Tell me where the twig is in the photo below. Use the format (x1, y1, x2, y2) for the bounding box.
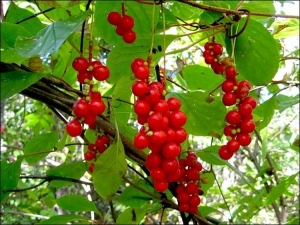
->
(16, 7, 55, 24)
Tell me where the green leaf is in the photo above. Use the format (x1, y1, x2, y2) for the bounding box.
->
(117, 180, 153, 208)
(225, 18, 280, 85)
(286, 218, 299, 225)
(15, 10, 90, 58)
(264, 172, 298, 206)
(169, 2, 202, 21)
(276, 94, 299, 113)
(239, 1, 275, 20)
(38, 214, 89, 224)
(57, 194, 100, 215)
(182, 65, 224, 91)
(23, 131, 60, 165)
(116, 207, 145, 225)
(167, 92, 226, 137)
(5, 2, 44, 35)
(0, 71, 46, 101)
(198, 206, 221, 217)
(273, 19, 299, 39)
(1, 22, 32, 48)
(1, 158, 23, 202)
(200, 171, 215, 196)
(93, 136, 127, 200)
(254, 96, 278, 131)
(46, 161, 87, 188)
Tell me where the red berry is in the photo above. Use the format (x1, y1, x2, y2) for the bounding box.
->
(236, 133, 252, 146)
(77, 71, 93, 84)
(89, 91, 102, 100)
(218, 145, 233, 160)
(167, 97, 181, 111)
(134, 100, 151, 116)
(148, 130, 167, 146)
(238, 103, 253, 118)
(131, 58, 146, 72)
(84, 151, 96, 161)
(147, 112, 163, 130)
(204, 55, 215, 65)
(90, 60, 102, 70)
(240, 96, 257, 109)
(222, 92, 237, 106)
(144, 88, 161, 104)
(225, 66, 237, 80)
(186, 182, 199, 195)
(169, 110, 187, 128)
(123, 30, 136, 43)
(133, 65, 150, 80)
(92, 65, 110, 81)
(186, 168, 199, 182)
(174, 128, 187, 143)
(88, 163, 94, 173)
(107, 11, 122, 25)
(72, 57, 89, 72)
(66, 119, 82, 137)
(204, 42, 214, 51)
(223, 124, 237, 138)
(149, 82, 164, 96)
(153, 100, 170, 116)
(162, 142, 181, 159)
(211, 62, 225, 75)
(88, 99, 105, 115)
(162, 158, 179, 173)
(150, 168, 166, 181)
(193, 161, 203, 171)
(88, 144, 97, 152)
(83, 113, 97, 125)
(115, 25, 124, 36)
(133, 132, 149, 150)
(132, 80, 149, 97)
(179, 203, 189, 212)
(235, 82, 250, 99)
(240, 119, 256, 133)
(227, 139, 240, 153)
(154, 180, 168, 192)
(166, 168, 181, 182)
(73, 98, 89, 118)
(226, 110, 241, 125)
(212, 43, 223, 56)
(146, 153, 163, 170)
(165, 127, 176, 142)
(177, 192, 190, 203)
(222, 80, 237, 93)
(119, 15, 134, 32)
(189, 194, 201, 207)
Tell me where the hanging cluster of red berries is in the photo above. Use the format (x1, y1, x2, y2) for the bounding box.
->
(203, 40, 257, 160)
(130, 58, 188, 193)
(84, 134, 110, 173)
(176, 152, 204, 214)
(107, 10, 136, 44)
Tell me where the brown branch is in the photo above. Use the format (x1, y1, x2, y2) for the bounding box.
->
(177, 0, 300, 19)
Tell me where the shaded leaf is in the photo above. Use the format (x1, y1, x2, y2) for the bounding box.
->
(198, 206, 221, 217)
(276, 94, 299, 113)
(57, 195, 100, 215)
(116, 207, 145, 225)
(15, 10, 90, 58)
(38, 214, 89, 224)
(93, 137, 127, 200)
(225, 18, 280, 85)
(23, 131, 60, 165)
(200, 171, 215, 196)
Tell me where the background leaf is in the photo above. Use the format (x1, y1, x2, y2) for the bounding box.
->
(38, 214, 89, 224)
(93, 137, 127, 200)
(116, 207, 145, 225)
(23, 131, 59, 165)
(225, 18, 280, 85)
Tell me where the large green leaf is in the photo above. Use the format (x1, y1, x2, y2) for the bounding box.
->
(38, 214, 89, 224)
(93, 136, 127, 200)
(264, 172, 298, 206)
(1, 158, 23, 202)
(116, 207, 145, 225)
(167, 91, 226, 137)
(5, 2, 44, 35)
(225, 18, 280, 85)
(276, 94, 299, 113)
(273, 19, 299, 39)
(46, 161, 87, 188)
(169, 2, 202, 21)
(117, 179, 153, 208)
(56, 194, 100, 215)
(23, 131, 60, 165)
(182, 65, 224, 91)
(239, 1, 275, 21)
(15, 10, 90, 58)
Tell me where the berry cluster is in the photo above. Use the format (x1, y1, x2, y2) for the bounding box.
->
(84, 134, 110, 173)
(107, 11, 136, 44)
(66, 56, 109, 138)
(176, 152, 203, 214)
(131, 58, 188, 192)
(202, 40, 257, 160)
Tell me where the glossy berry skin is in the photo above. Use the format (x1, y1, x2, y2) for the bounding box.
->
(123, 30, 136, 43)
(77, 71, 93, 84)
(167, 97, 181, 111)
(66, 119, 82, 137)
(236, 133, 252, 146)
(88, 99, 105, 115)
(227, 139, 240, 153)
(169, 110, 187, 128)
(222, 80, 237, 93)
(134, 100, 151, 116)
(131, 58, 145, 72)
(92, 66, 110, 81)
(72, 57, 89, 72)
(154, 180, 168, 192)
(174, 128, 187, 143)
(223, 124, 237, 138)
(133, 65, 150, 80)
(134, 132, 149, 150)
(145, 153, 162, 170)
(107, 11, 122, 25)
(218, 145, 233, 160)
(162, 142, 181, 159)
(132, 81, 149, 97)
(238, 103, 253, 118)
(186, 182, 199, 195)
(225, 66, 237, 80)
(119, 15, 134, 32)
(88, 164, 94, 173)
(149, 130, 167, 146)
(186, 168, 199, 182)
(162, 158, 179, 173)
(84, 151, 96, 161)
(240, 119, 256, 133)
(241, 96, 257, 109)
(150, 168, 166, 181)
(222, 92, 237, 106)
(73, 99, 89, 118)
(147, 112, 163, 130)
(212, 43, 223, 56)
(226, 110, 241, 125)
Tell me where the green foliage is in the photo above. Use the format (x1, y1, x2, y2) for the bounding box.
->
(38, 214, 90, 224)
(116, 207, 145, 224)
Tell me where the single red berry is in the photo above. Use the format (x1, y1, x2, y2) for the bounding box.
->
(218, 145, 233, 160)
(123, 30, 136, 43)
(145, 153, 163, 170)
(189, 194, 201, 207)
(167, 97, 181, 111)
(150, 168, 166, 181)
(73, 98, 89, 118)
(162, 158, 179, 173)
(132, 80, 149, 97)
(89, 91, 102, 100)
(193, 161, 203, 172)
(88, 99, 105, 115)
(165, 127, 176, 142)
(133, 132, 149, 150)
(236, 133, 252, 146)
(222, 80, 237, 93)
(144, 88, 161, 104)
(225, 66, 237, 80)
(148, 142, 162, 153)
(147, 112, 163, 130)
(174, 128, 187, 143)
(153, 100, 170, 116)
(188, 205, 199, 214)
(235, 82, 250, 99)
(154, 180, 168, 192)
(177, 192, 190, 203)
(131, 58, 146, 72)
(186, 182, 199, 195)
(240, 119, 256, 133)
(134, 100, 151, 116)
(72, 57, 89, 72)
(186, 168, 199, 182)
(88, 163, 94, 173)
(77, 71, 93, 84)
(115, 25, 124, 36)
(227, 139, 240, 153)
(204, 55, 215, 65)
(107, 11, 122, 25)
(162, 142, 181, 159)
(240, 96, 257, 109)
(179, 203, 189, 212)
(137, 115, 148, 125)
(92, 65, 110, 81)
(83, 113, 97, 126)
(66, 119, 82, 137)
(169, 110, 187, 128)
(204, 42, 214, 51)
(89, 60, 102, 70)
(88, 144, 97, 152)
(149, 82, 164, 96)
(212, 43, 223, 56)
(166, 168, 181, 182)
(119, 15, 134, 32)
(222, 92, 237, 106)
(148, 130, 167, 146)
(226, 110, 241, 125)
(211, 62, 225, 75)
(238, 103, 253, 118)
(133, 65, 150, 80)
(176, 185, 185, 194)
(84, 151, 96, 161)
(223, 124, 237, 138)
